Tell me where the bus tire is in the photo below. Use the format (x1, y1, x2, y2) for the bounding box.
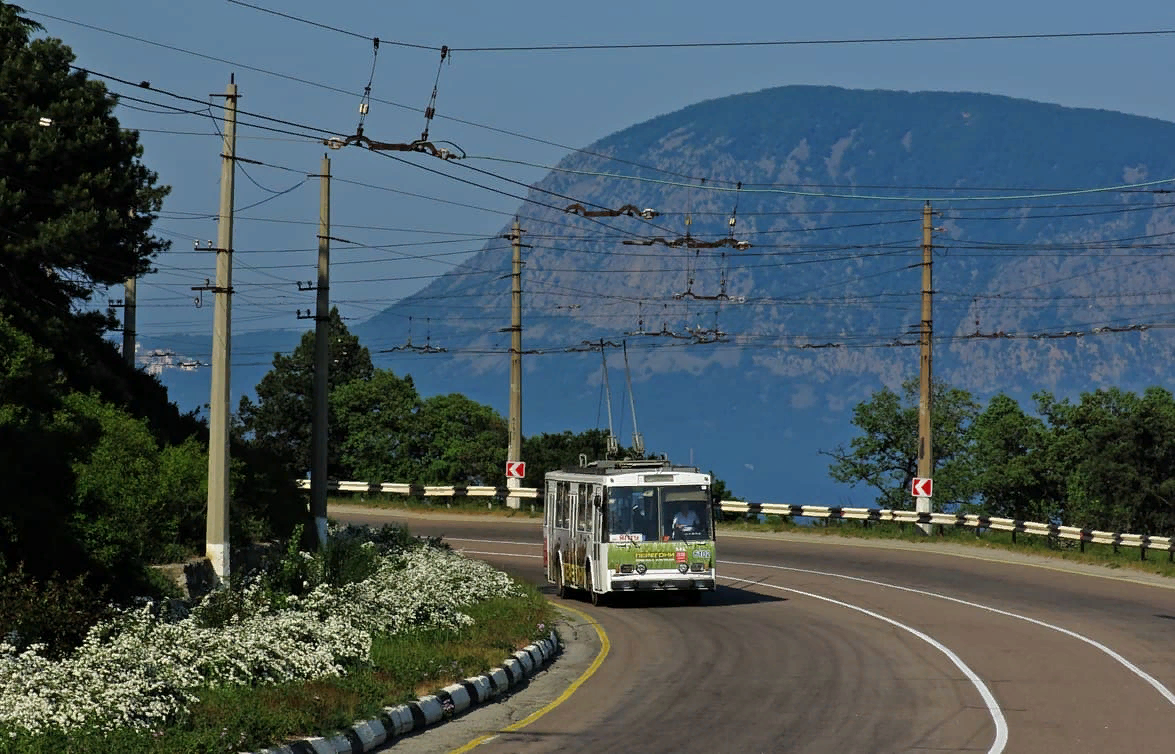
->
(588, 565, 607, 606)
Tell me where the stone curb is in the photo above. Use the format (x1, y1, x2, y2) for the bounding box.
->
(243, 629, 561, 754)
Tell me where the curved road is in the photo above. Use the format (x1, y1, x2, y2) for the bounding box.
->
(335, 507, 1175, 754)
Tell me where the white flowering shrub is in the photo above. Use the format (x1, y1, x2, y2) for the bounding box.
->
(0, 526, 523, 737)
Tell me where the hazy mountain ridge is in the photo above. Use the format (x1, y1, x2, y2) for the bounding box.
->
(362, 85, 1175, 404)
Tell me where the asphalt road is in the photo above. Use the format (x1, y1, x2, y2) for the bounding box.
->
(334, 506, 1175, 754)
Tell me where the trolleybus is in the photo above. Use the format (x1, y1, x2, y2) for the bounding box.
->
(543, 458, 716, 605)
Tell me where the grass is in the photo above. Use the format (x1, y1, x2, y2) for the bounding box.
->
(718, 516, 1175, 579)
(329, 494, 544, 519)
(2, 584, 555, 754)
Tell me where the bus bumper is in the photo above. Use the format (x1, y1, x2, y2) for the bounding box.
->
(609, 577, 715, 592)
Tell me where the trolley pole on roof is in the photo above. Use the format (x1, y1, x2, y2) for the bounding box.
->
(507, 219, 524, 509)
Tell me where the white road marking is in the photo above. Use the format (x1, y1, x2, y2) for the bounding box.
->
(459, 549, 541, 559)
(721, 574, 1009, 754)
(722, 558, 1175, 707)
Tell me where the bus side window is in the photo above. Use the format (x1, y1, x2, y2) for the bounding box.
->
(545, 482, 555, 526)
(576, 483, 589, 531)
(556, 481, 569, 529)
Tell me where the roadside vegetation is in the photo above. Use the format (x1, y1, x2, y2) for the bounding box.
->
(0, 522, 554, 753)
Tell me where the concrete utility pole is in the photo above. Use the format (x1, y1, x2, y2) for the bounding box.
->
(205, 76, 238, 581)
(507, 219, 524, 509)
(916, 201, 934, 535)
(122, 276, 136, 366)
(310, 155, 331, 548)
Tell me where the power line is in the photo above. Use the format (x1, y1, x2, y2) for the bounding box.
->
(221, 3, 1175, 52)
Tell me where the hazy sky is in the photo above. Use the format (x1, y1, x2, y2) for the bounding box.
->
(25, 0, 1175, 348)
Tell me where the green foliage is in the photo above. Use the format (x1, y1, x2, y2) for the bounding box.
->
(238, 308, 373, 480)
(154, 438, 209, 559)
(824, 378, 980, 510)
(0, 3, 168, 374)
(410, 393, 508, 485)
(709, 473, 741, 502)
(0, 317, 88, 577)
(0, 566, 112, 658)
(520, 428, 640, 484)
(830, 382, 1175, 537)
(970, 394, 1061, 523)
(1037, 387, 1175, 534)
(65, 391, 165, 572)
(332, 368, 421, 483)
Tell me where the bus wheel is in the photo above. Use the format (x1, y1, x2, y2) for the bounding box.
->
(555, 557, 568, 599)
(587, 564, 605, 607)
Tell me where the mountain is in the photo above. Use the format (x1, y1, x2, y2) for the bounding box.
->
(156, 85, 1175, 504)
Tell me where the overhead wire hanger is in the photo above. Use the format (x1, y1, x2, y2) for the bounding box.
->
(326, 40, 464, 159)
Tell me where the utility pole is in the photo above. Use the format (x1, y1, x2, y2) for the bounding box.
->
(916, 201, 934, 535)
(122, 276, 136, 366)
(205, 76, 238, 582)
(506, 219, 524, 509)
(310, 155, 331, 548)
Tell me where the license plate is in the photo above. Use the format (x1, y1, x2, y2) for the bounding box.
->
(693, 549, 710, 560)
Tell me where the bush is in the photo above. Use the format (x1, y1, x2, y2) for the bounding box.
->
(0, 567, 112, 658)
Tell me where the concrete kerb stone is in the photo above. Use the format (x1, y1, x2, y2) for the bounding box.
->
(245, 629, 561, 754)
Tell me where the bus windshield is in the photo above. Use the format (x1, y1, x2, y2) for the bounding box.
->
(607, 485, 711, 542)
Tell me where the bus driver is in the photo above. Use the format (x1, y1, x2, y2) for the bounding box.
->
(671, 501, 700, 536)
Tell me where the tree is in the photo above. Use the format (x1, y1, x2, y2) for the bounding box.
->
(1038, 387, 1175, 534)
(237, 308, 373, 478)
(523, 428, 619, 484)
(332, 368, 422, 483)
(970, 393, 1061, 523)
(410, 394, 508, 485)
(709, 474, 741, 503)
(0, 316, 87, 577)
(824, 378, 979, 510)
(0, 4, 168, 363)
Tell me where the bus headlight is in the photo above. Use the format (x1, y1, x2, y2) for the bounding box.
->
(677, 563, 689, 574)
(635, 563, 647, 575)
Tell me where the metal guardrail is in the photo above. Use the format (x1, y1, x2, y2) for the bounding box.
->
(299, 479, 539, 499)
(718, 501, 1175, 555)
(309, 479, 1172, 557)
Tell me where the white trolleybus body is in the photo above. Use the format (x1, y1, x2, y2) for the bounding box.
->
(543, 459, 716, 605)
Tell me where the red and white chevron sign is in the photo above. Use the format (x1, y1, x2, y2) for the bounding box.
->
(911, 477, 933, 497)
(506, 461, 526, 479)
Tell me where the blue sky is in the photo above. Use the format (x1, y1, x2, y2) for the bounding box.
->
(25, 0, 1175, 350)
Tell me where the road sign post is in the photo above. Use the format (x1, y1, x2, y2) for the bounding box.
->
(506, 461, 526, 510)
(912, 477, 933, 534)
